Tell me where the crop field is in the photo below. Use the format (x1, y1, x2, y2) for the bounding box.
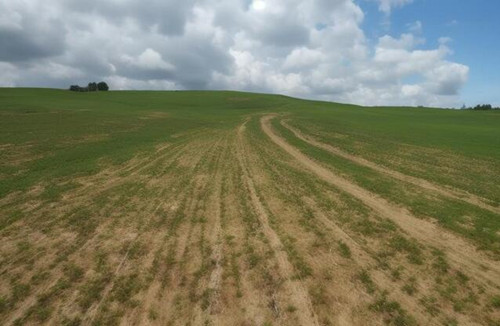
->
(0, 88, 499, 325)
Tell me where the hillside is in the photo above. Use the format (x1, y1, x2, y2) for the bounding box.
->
(0, 88, 499, 325)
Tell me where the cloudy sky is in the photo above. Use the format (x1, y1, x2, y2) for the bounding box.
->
(1, 0, 499, 107)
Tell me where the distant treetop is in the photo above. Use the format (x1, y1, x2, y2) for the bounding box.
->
(461, 103, 499, 110)
(69, 81, 109, 92)
(97, 82, 109, 91)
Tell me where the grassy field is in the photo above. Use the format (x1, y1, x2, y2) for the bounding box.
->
(0, 88, 499, 325)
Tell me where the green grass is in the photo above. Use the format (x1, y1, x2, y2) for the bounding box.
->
(286, 105, 500, 204)
(1, 88, 499, 325)
(2, 88, 497, 254)
(2, 88, 497, 203)
(0, 88, 289, 198)
(271, 117, 500, 256)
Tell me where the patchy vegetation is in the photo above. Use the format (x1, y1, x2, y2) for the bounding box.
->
(0, 89, 499, 325)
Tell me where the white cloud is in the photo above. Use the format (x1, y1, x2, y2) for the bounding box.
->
(127, 49, 174, 71)
(407, 20, 422, 34)
(377, 0, 413, 15)
(0, 0, 469, 107)
(283, 47, 325, 70)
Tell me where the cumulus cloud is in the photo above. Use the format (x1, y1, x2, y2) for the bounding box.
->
(0, 0, 469, 106)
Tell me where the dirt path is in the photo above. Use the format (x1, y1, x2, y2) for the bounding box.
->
(237, 122, 320, 326)
(281, 119, 500, 215)
(262, 115, 500, 289)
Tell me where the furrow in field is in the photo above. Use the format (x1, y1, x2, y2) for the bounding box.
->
(248, 128, 451, 325)
(1, 131, 218, 325)
(114, 135, 220, 325)
(184, 136, 229, 325)
(82, 201, 164, 326)
(59, 136, 215, 324)
(202, 138, 229, 324)
(122, 137, 223, 325)
(154, 136, 226, 325)
(237, 121, 320, 326)
(98, 136, 225, 325)
(281, 119, 500, 215)
(262, 115, 500, 289)
(217, 137, 273, 325)
(0, 137, 205, 279)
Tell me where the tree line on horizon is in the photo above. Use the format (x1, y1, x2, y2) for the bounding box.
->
(69, 82, 109, 92)
(462, 104, 500, 110)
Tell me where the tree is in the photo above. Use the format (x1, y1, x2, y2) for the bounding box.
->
(88, 82, 98, 92)
(69, 81, 109, 92)
(473, 104, 493, 110)
(97, 81, 109, 91)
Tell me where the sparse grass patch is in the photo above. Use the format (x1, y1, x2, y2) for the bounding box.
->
(78, 274, 111, 310)
(281, 235, 312, 278)
(111, 273, 142, 304)
(64, 262, 84, 282)
(62, 316, 82, 326)
(0, 296, 7, 313)
(442, 317, 458, 326)
(391, 266, 402, 281)
(338, 241, 352, 258)
(93, 304, 124, 326)
(11, 282, 31, 304)
(419, 295, 441, 316)
(358, 270, 376, 294)
(309, 284, 328, 305)
(0, 209, 24, 231)
(148, 308, 158, 320)
(401, 277, 417, 296)
(389, 235, 423, 265)
(41, 181, 78, 202)
(370, 292, 416, 326)
(490, 295, 500, 309)
(431, 249, 449, 273)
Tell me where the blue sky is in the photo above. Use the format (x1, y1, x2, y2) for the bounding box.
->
(359, 0, 500, 107)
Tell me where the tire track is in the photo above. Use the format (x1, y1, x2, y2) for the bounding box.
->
(249, 136, 446, 325)
(237, 121, 320, 326)
(281, 119, 500, 215)
(204, 138, 228, 321)
(262, 115, 500, 289)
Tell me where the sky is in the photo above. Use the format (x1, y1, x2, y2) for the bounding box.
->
(0, 0, 499, 107)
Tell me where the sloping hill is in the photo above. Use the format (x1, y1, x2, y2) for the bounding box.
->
(1, 89, 499, 325)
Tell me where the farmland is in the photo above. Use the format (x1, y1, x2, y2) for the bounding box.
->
(0, 88, 499, 325)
